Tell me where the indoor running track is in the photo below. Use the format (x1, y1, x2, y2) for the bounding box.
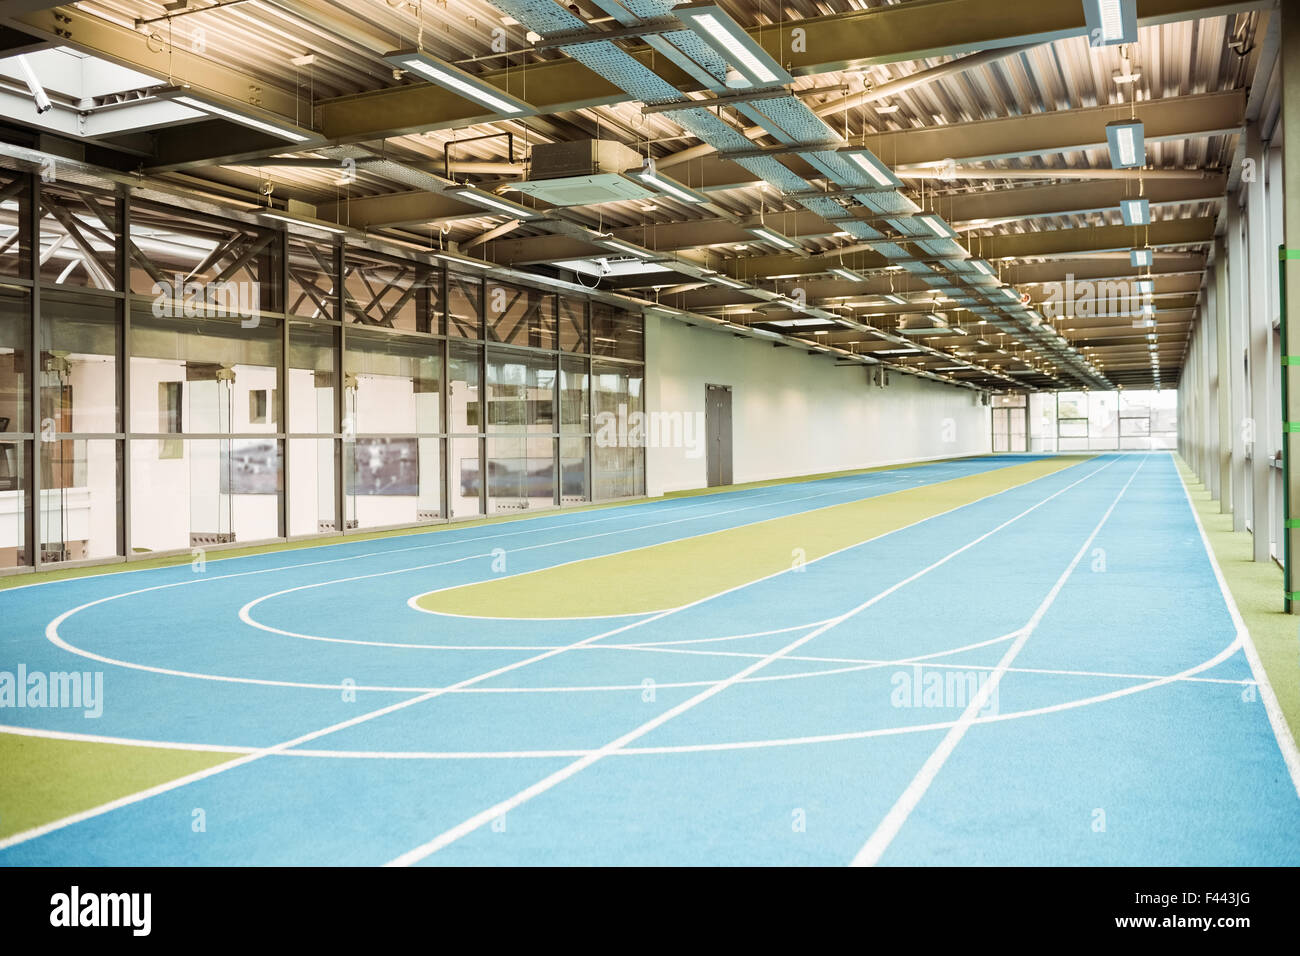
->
(1, 452, 1298, 866)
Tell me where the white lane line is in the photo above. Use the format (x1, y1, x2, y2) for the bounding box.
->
(849, 457, 1145, 867)
(239, 471, 937, 640)
(245, 463, 1009, 640)
(48, 471, 906, 674)
(0, 484, 754, 595)
(1174, 454, 1300, 798)
(623, 635, 1244, 756)
(6, 593, 745, 852)
(3, 629, 1245, 761)
(267, 461, 1085, 640)
(17, 466, 926, 589)
(382, 459, 1118, 866)
(1, 459, 1092, 853)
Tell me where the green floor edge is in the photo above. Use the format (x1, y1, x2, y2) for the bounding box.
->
(0, 734, 235, 841)
(1175, 455, 1300, 746)
(0, 453, 989, 593)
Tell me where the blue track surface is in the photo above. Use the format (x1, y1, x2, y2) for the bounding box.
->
(1, 452, 1297, 865)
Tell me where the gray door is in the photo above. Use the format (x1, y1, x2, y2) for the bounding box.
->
(705, 384, 733, 487)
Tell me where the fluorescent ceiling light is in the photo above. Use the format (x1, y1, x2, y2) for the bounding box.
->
(1083, 0, 1138, 47)
(384, 49, 528, 115)
(675, 4, 792, 88)
(765, 317, 830, 328)
(174, 95, 311, 142)
(632, 163, 707, 204)
(712, 275, 746, 289)
(1105, 120, 1145, 169)
(839, 148, 901, 188)
(15, 55, 51, 114)
(876, 104, 900, 114)
(830, 267, 863, 281)
(971, 260, 995, 276)
(916, 214, 957, 239)
(880, 293, 906, 305)
(434, 252, 491, 270)
(600, 238, 655, 259)
(449, 187, 536, 218)
(262, 212, 345, 234)
(1120, 198, 1150, 226)
(747, 226, 797, 249)
(1131, 249, 1153, 267)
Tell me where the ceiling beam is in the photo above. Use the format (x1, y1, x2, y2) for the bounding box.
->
(7, 6, 318, 167)
(314, 190, 499, 230)
(310, 0, 1263, 144)
(862, 91, 1244, 168)
(485, 178, 1226, 266)
(718, 218, 1217, 280)
(940, 176, 1227, 225)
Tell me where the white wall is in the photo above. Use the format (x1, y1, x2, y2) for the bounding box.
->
(644, 314, 992, 495)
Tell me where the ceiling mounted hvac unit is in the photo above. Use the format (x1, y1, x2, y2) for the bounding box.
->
(507, 140, 657, 206)
(896, 311, 958, 335)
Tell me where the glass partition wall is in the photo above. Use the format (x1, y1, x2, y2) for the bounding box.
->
(1025, 390, 1177, 452)
(0, 171, 645, 574)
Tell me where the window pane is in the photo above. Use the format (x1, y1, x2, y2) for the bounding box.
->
(560, 355, 589, 432)
(449, 435, 482, 518)
(42, 293, 118, 433)
(486, 281, 556, 348)
(130, 203, 277, 311)
(592, 361, 644, 499)
(558, 296, 587, 353)
(1, 288, 30, 433)
(41, 437, 120, 561)
(447, 272, 482, 339)
(288, 438, 336, 536)
(591, 303, 642, 360)
(289, 321, 337, 434)
(0, 439, 26, 566)
(560, 435, 588, 505)
(344, 329, 441, 435)
(1057, 392, 1085, 420)
(487, 348, 554, 433)
(129, 437, 280, 552)
(40, 185, 118, 290)
(344, 436, 441, 529)
(288, 237, 338, 321)
(488, 435, 554, 513)
(130, 310, 280, 435)
(449, 342, 481, 433)
(0, 174, 32, 279)
(343, 250, 438, 332)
